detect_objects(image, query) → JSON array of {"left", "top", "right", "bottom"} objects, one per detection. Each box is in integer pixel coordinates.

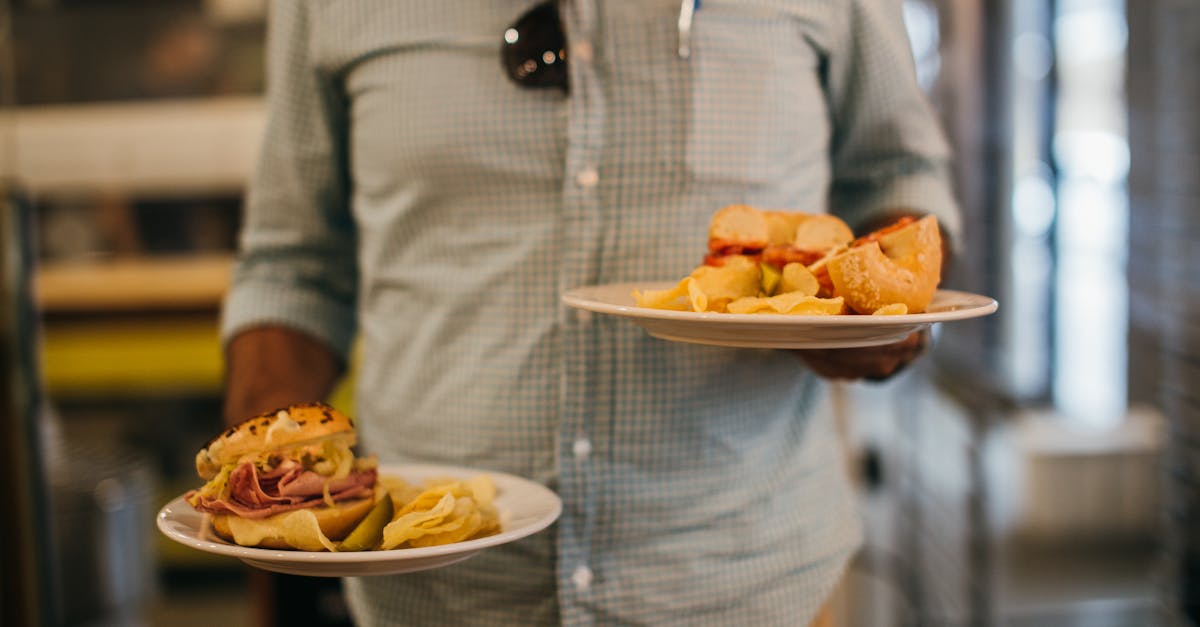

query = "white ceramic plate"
[
  {"left": 562, "top": 283, "right": 998, "bottom": 349},
  {"left": 157, "top": 463, "right": 562, "bottom": 577}
]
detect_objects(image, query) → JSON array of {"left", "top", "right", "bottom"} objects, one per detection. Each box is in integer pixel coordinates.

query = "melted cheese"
[{"left": 226, "top": 510, "right": 339, "bottom": 552}]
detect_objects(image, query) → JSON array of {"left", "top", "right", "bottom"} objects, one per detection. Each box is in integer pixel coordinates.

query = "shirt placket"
[{"left": 557, "top": 0, "right": 605, "bottom": 622}]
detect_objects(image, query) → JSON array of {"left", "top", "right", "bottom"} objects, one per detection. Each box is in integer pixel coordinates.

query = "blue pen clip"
[{"left": 678, "top": 0, "right": 699, "bottom": 59}]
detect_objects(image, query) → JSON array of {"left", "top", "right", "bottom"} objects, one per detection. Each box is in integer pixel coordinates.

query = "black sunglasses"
[{"left": 501, "top": 2, "right": 569, "bottom": 92}]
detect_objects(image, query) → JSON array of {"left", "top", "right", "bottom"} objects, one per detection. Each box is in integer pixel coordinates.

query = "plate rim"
[
  {"left": 156, "top": 462, "right": 563, "bottom": 565},
  {"left": 562, "top": 284, "right": 997, "bottom": 326}
]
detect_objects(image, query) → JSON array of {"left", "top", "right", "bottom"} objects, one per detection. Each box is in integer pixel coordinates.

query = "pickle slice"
[
  {"left": 759, "top": 262, "right": 782, "bottom": 296},
  {"left": 338, "top": 496, "right": 394, "bottom": 552}
]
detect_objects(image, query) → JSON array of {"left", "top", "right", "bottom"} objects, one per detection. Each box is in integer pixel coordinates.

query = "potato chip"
[
  {"left": 727, "top": 293, "right": 845, "bottom": 315},
  {"left": 226, "top": 509, "right": 339, "bottom": 552},
  {"left": 407, "top": 498, "right": 485, "bottom": 547},
  {"left": 464, "top": 474, "right": 497, "bottom": 504},
  {"left": 686, "top": 277, "right": 708, "bottom": 312},
  {"left": 409, "top": 512, "right": 484, "bottom": 547},
  {"left": 776, "top": 294, "right": 845, "bottom": 315},
  {"left": 778, "top": 263, "right": 819, "bottom": 297},
  {"left": 473, "top": 517, "right": 502, "bottom": 538},
  {"left": 381, "top": 491, "right": 458, "bottom": 548},
  {"left": 379, "top": 475, "right": 423, "bottom": 511},
  {"left": 377, "top": 474, "right": 502, "bottom": 549},
  {"left": 632, "top": 279, "right": 691, "bottom": 310},
  {"left": 687, "top": 256, "right": 760, "bottom": 312},
  {"left": 872, "top": 303, "right": 908, "bottom": 315},
  {"left": 395, "top": 484, "right": 472, "bottom": 517},
  {"left": 725, "top": 296, "right": 772, "bottom": 314}
]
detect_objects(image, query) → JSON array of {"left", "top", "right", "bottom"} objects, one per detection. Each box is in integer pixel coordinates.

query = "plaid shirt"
[{"left": 223, "top": 1, "right": 959, "bottom": 624}]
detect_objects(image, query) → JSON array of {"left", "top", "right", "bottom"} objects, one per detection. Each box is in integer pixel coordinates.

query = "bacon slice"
[
  {"left": 705, "top": 244, "right": 825, "bottom": 269},
  {"left": 760, "top": 245, "right": 824, "bottom": 269}
]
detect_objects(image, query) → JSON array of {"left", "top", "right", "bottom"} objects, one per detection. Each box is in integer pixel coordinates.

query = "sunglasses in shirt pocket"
[{"left": 683, "top": 7, "right": 827, "bottom": 187}]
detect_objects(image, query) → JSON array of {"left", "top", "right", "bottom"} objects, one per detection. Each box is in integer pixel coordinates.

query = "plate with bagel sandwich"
[
  {"left": 157, "top": 403, "right": 562, "bottom": 577},
  {"left": 562, "top": 206, "right": 997, "bottom": 349}
]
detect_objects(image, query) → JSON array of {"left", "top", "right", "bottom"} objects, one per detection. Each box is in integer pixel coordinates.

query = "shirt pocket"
[{"left": 684, "top": 9, "right": 827, "bottom": 186}]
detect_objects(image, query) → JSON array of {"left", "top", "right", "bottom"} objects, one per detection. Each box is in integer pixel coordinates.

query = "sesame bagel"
[
  {"left": 826, "top": 215, "right": 943, "bottom": 314},
  {"left": 195, "top": 402, "right": 355, "bottom": 480}
]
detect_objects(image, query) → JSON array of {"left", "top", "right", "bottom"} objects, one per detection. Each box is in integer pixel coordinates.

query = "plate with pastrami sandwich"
[
  {"left": 562, "top": 205, "right": 997, "bottom": 349},
  {"left": 157, "top": 402, "right": 561, "bottom": 576}
]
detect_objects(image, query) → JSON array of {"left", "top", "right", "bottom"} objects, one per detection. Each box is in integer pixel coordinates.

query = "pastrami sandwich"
[{"left": 186, "top": 402, "right": 378, "bottom": 549}]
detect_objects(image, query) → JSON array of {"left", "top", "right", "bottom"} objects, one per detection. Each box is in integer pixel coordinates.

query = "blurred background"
[{"left": 0, "top": 0, "right": 1195, "bottom": 626}]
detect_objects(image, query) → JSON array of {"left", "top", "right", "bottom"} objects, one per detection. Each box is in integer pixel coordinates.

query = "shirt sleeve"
[
  {"left": 220, "top": 0, "right": 358, "bottom": 360},
  {"left": 824, "top": 0, "right": 963, "bottom": 244}
]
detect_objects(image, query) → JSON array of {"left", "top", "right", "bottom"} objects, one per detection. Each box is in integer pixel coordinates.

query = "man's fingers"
[
  {"left": 794, "top": 329, "right": 931, "bottom": 382},
  {"left": 863, "top": 358, "right": 909, "bottom": 382}
]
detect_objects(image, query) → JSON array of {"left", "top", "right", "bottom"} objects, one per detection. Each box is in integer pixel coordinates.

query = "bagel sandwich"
[
  {"left": 635, "top": 205, "right": 943, "bottom": 315},
  {"left": 185, "top": 402, "right": 379, "bottom": 550},
  {"left": 825, "top": 214, "right": 943, "bottom": 314}
]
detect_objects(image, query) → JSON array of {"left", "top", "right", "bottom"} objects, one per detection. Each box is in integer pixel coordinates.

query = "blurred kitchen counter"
[
  {"left": 35, "top": 254, "right": 232, "bottom": 398},
  {"left": 35, "top": 252, "right": 355, "bottom": 411},
  {"left": 37, "top": 253, "right": 233, "bottom": 313}
]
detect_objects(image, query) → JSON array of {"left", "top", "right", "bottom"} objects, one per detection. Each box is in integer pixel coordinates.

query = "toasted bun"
[
  {"left": 791, "top": 214, "right": 854, "bottom": 251},
  {"left": 762, "top": 211, "right": 810, "bottom": 246},
  {"left": 196, "top": 402, "right": 355, "bottom": 480},
  {"left": 708, "top": 205, "right": 769, "bottom": 250},
  {"left": 826, "top": 215, "right": 943, "bottom": 314},
  {"left": 209, "top": 497, "right": 375, "bottom": 549},
  {"left": 760, "top": 211, "right": 854, "bottom": 252}
]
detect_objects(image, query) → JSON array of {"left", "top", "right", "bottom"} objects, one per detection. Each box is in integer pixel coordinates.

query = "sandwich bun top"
[
  {"left": 762, "top": 211, "right": 809, "bottom": 246},
  {"left": 195, "top": 402, "right": 356, "bottom": 480},
  {"left": 789, "top": 214, "right": 854, "bottom": 251},
  {"left": 708, "top": 205, "right": 769, "bottom": 250},
  {"left": 711, "top": 206, "right": 854, "bottom": 253}
]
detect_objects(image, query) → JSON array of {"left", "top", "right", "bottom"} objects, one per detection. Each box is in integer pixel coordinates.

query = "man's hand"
[
  {"left": 795, "top": 329, "right": 929, "bottom": 382},
  {"left": 793, "top": 208, "right": 949, "bottom": 382},
  {"left": 223, "top": 325, "right": 344, "bottom": 426}
]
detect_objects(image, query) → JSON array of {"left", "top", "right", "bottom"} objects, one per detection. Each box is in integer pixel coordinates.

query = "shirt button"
[
  {"left": 575, "top": 168, "right": 599, "bottom": 188},
  {"left": 573, "top": 41, "right": 594, "bottom": 63},
  {"left": 573, "top": 438, "right": 592, "bottom": 460},
  {"left": 571, "top": 565, "right": 593, "bottom": 591}
]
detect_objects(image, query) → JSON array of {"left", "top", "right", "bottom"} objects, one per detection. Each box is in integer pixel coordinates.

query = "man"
[{"left": 222, "top": 1, "right": 961, "bottom": 624}]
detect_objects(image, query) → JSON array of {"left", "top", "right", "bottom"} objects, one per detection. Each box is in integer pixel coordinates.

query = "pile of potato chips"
[
  {"left": 633, "top": 255, "right": 865, "bottom": 316},
  {"left": 378, "top": 474, "right": 502, "bottom": 549}
]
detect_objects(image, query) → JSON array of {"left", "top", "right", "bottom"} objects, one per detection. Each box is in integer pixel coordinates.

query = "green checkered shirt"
[{"left": 223, "top": 0, "right": 960, "bottom": 624}]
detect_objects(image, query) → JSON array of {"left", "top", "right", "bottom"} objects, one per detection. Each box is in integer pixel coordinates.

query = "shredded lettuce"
[
  {"left": 322, "top": 480, "right": 335, "bottom": 508},
  {"left": 293, "top": 438, "right": 356, "bottom": 478},
  {"left": 188, "top": 464, "right": 234, "bottom": 505}
]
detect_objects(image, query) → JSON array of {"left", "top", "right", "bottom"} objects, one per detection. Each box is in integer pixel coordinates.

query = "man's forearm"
[{"left": 223, "top": 325, "right": 344, "bottom": 426}]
